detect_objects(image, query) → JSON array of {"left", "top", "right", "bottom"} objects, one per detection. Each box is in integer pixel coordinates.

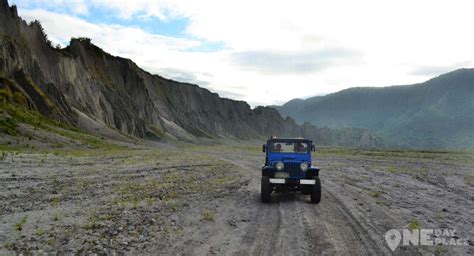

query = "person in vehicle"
[
  {"left": 275, "top": 143, "right": 282, "bottom": 152},
  {"left": 295, "top": 142, "right": 306, "bottom": 153}
]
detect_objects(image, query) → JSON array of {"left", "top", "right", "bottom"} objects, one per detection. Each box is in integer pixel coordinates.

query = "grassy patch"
[
  {"left": 115, "top": 172, "right": 189, "bottom": 206},
  {"left": 0, "top": 116, "right": 17, "bottom": 135},
  {"left": 464, "top": 175, "right": 474, "bottom": 186},
  {"left": 339, "top": 173, "right": 360, "bottom": 185},
  {"left": 1, "top": 83, "right": 69, "bottom": 133},
  {"left": 83, "top": 213, "right": 112, "bottom": 230},
  {"left": 1, "top": 76, "right": 118, "bottom": 150},
  {"left": 385, "top": 165, "right": 429, "bottom": 179},
  {"left": 315, "top": 147, "right": 474, "bottom": 164},
  {"left": 114, "top": 152, "right": 242, "bottom": 211},
  {"left": 82, "top": 220, "right": 100, "bottom": 230}
]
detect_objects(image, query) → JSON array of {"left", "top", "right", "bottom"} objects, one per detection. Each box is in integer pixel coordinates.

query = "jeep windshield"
[{"left": 269, "top": 141, "right": 309, "bottom": 153}]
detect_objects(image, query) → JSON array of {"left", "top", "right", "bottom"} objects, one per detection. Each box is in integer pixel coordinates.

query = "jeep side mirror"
[
  {"left": 262, "top": 144, "right": 266, "bottom": 152},
  {"left": 311, "top": 145, "right": 315, "bottom": 152}
]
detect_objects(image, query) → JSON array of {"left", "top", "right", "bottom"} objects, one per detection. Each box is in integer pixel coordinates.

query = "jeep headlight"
[
  {"left": 300, "top": 162, "right": 309, "bottom": 171},
  {"left": 275, "top": 161, "right": 284, "bottom": 171}
]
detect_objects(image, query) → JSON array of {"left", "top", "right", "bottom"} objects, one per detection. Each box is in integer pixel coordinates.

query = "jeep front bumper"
[{"left": 269, "top": 178, "right": 316, "bottom": 185}]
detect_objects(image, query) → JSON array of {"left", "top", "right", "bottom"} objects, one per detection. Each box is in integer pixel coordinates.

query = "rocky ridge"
[{"left": 0, "top": 0, "right": 382, "bottom": 147}]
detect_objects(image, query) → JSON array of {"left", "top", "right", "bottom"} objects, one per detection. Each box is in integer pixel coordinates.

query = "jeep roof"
[{"left": 266, "top": 137, "right": 313, "bottom": 143}]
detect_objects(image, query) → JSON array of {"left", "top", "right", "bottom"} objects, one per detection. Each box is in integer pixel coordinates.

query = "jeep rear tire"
[
  {"left": 261, "top": 176, "right": 272, "bottom": 203},
  {"left": 310, "top": 177, "right": 321, "bottom": 204}
]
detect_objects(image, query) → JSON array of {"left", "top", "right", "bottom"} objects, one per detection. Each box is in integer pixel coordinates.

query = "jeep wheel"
[
  {"left": 261, "top": 176, "right": 272, "bottom": 203},
  {"left": 310, "top": 177, "right": 321, "bottom": 204}
]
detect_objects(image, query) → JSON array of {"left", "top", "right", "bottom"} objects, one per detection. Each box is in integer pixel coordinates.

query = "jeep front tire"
[
  {"left": 310, "top": 177, "right": 321, "bottom": 204},
  {"left": 261, "top": 176, "right": 272, "bottom": 203}
]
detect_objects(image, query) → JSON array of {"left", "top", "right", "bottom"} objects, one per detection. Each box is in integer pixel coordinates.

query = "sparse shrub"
[
  {"left": 83, "top": 214, "right": 112, "bottom": 230},
  {"left": 3, "top": 242, "right": 16, "bottom": 250},
  {"left": 50, "top": 197, "right": 60, "bottom": 206},
  {"left": 46, "top": 238, "right": 56, "bottom": 246},
  {"left": 146, "top": 196, "right": 154, "bottom": 206},
  {"left": 14, "top": 216, "right": 28, "bottom": 231},
  {"left": 369, "top": 191, "right": 381, "bottom": 198},
  {"left": 132, "top": 199, "right": 140, "bottom": 209},
  {"left": 0, "top": 86, "right": 13, "bottom": 103},
  {"left": 202, "top": 210, "right": 214, "bottom": 221},
  {"left": 166, "top": 200, "right": 180, "bottom": 212},
  {"left": 408, "top": 219, "right": 421, "bottom": 230},
  {"left": 74, "top": 37, "right": 92, "bottom": 43},
  {"left": 35, "top": 228, "right": 43, "bottom": 236},
  {"left": 386, "top": 166, "right": 396, "bottom": 173},
  {"left": 150, "top": 125, "right": 166, "bottom": 139},
  {"left": 83, "top": 219, "right": 99, "bottom": 230},
  {"left": 12, "top": 91, "right": 26, "bottom": 107}
]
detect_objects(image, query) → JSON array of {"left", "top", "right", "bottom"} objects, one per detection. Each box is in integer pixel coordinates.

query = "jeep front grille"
[{"left": 284, "top": 162, "right": 305, "bottom": 178}]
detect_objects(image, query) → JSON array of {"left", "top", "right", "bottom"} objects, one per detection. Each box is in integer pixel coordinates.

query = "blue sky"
[
  {"left": 11, "top": 0, "right": 225, "bottom": 51},
  {"left": 85, "top": 9, "right": 190, "bottom": 38},
  {"left": 10, "top": 0, "right": 474, "bottom": 106}
]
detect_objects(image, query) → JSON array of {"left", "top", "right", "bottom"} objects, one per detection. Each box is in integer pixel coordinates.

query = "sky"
[{"left": 10, "top": 0, "right": 474, "bottom": 106}]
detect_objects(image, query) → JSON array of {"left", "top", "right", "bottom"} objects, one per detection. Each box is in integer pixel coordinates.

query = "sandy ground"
[{"left": 0, "top": 145, "right": 473, "bottom": 255}]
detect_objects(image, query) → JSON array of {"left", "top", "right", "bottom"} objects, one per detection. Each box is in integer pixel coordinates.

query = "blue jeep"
[{"left": 261, "top": 137, "right": 321, "bottom": 203}]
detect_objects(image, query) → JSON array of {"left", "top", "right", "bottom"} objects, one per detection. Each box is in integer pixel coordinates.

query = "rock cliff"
[{"left": 0, "top": 0, "right": 382, "bottom": 147}]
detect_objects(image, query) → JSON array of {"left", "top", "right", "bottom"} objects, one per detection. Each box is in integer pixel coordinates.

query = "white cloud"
[
  {"left": 12, "top": 0, "right": 89, "bottom": 15},
  {"left": 14, "top": 0, "right": 474, "bottom": 106},
  {"left": 18, "top": 9, "right": 204, "bottom": 70},
  {"left": 410, "top": 61, "right": 473, "bottom": 76},
  {"left": 231, "top": 48, "right": 361, "bottom": 74}
]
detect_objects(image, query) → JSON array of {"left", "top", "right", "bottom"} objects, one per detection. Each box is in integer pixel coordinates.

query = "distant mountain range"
[
  {"left": 0, "top": 0, "right": 382, "bottom": 148},
  {"left": 275, "top": 69, "right": 474, "bottom": 149}
]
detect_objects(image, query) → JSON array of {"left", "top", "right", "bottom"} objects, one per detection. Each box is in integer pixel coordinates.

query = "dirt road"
[
  {"left": 194, "top": 153, "right": 387, "bottom": 256},
  {"left": 0, "top": 146, "right": 473, "bottom": 255}
]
